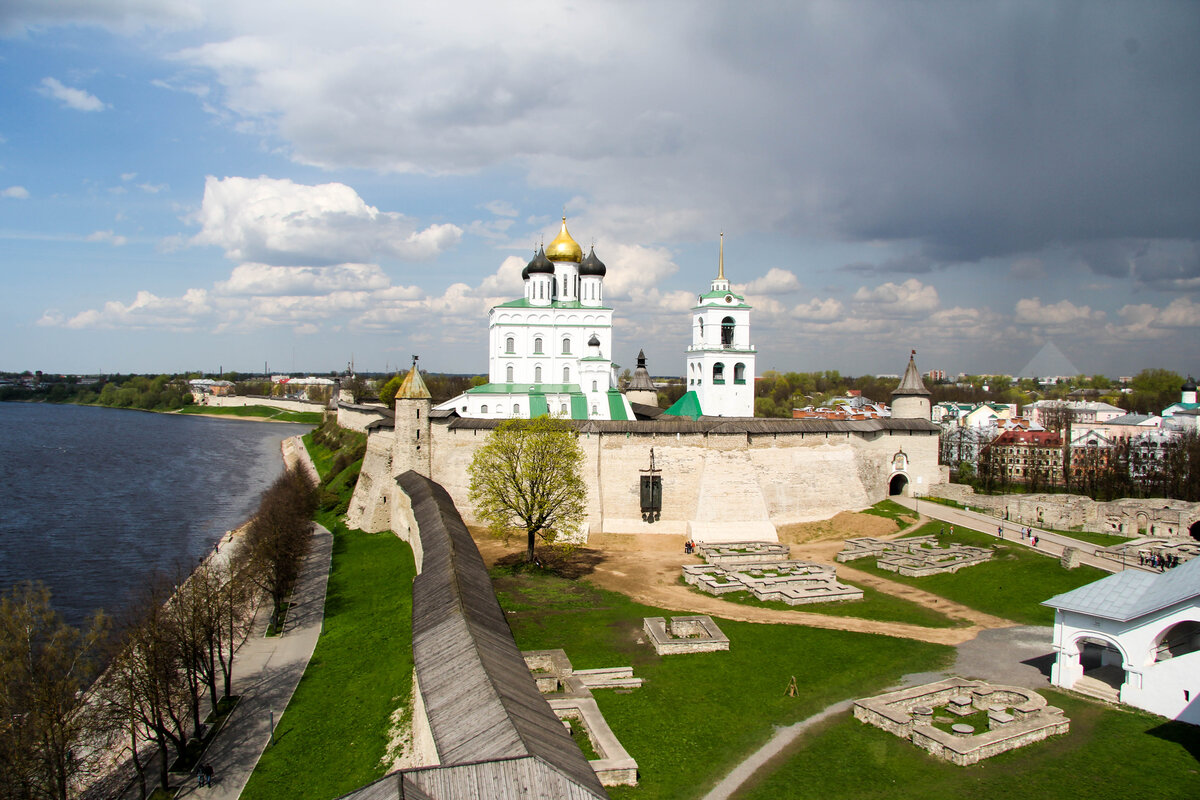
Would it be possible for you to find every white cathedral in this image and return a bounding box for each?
[437,216,756,419]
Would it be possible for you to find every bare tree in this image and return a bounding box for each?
[0,582,109,800]
[1041,402,1074,490]
[243,468,317,630]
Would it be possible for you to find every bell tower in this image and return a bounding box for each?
[685,235,756,417]
[392,356,432,477]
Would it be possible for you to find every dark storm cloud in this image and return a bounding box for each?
[709,1,1200,265]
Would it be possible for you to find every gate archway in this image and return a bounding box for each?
[888,473,910,496]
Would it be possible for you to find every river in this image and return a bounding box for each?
[0,403,308,627]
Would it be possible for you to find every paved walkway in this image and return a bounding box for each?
[176,524,332,799]
[892,496,1152,574]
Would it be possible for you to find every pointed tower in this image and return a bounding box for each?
[392,359,432,478]
[625,349,659,407]
[685,234,756,417]
[891,351,932,420]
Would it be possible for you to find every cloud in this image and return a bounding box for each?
[791,298,844,322]
[38,77,107,112]
[2,0,201,35]
[138,182,168,193]
[85,230,127,246]
[1111,297,1200,340]
[2,186,29,199]
[189,175,463,264]
[475,256,526,297]
[853,279,940,315]
[598,244,679,300]
[215,263,391,296]
[57,289,212,330]
[483,200,518,217]
[737,268,801,296]
[1014,297,1104,327]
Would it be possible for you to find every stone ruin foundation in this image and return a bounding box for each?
[854,678,1069,766]
[523,649,640,786]
[1094,537,1198,570]
[686,540,864,605]
[837,536,993,577]
[643,616,730,655]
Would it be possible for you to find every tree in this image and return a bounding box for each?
[378,374,404,408]
[242,468,317,630]
[343,373,368,404]
[0,582,109,800]
[468,416,587,563]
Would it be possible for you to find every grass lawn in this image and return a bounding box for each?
[844,522,1108,625]
[240,526,416,800]
[679,578,963,628]
[178,405,323,424]
[1040,527,1134,548]
[493,567,953,800]
[861,498,919,526]
[736,691,1200,800]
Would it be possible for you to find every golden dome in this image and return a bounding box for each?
[545,215,583,263]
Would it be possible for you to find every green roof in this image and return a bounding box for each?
[466,383,582,394]
[493,299,612,310]
[570,395,589,420]
[606,390,629,421]
[662,390,704,420]
[529,394,549,418]
[695,289,750,309]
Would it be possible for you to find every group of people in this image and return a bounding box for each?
[1016,526,1040,547]
[197,763,215,788]
[684,539,698,555]
[1139,551,1182,571]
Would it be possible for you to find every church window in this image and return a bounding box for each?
[698,318,704,338]
[534,337,543,354]
[513,403,521,415]
[563,366,570,382]
[506,365,514,382]
[560,403,568,415]
[535,366,542,383]
[506,336,515,354]
[713,362,725,384]
[592,404,598,416]
[721,316,735,346]
[592,380,598,392]
[481,404,488,413]
[562,338,571,354]
[734,362,746,384]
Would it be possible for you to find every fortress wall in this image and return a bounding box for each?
[412,422,943,535]
[337,402,390,433]
[346,428,398,533]
[195,394,327,414]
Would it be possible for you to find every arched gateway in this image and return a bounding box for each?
[889,473,910,496]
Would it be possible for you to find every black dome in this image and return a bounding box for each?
[1184,376,1198,392]
[588,334,601,347]
[528,246,555,275]
[580,246,607,277]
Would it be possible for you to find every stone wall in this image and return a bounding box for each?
[410,421,943,539]
[337,402,391,433]
[194,394,327,414]
[928,485,1200,540]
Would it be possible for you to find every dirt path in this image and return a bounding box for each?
[473,513,1016,646]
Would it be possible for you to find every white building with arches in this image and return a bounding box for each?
[436,216,634,421]
[1045,557,1200,725]
[669,235,756,418]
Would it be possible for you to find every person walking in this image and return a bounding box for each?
[203,763,214,787]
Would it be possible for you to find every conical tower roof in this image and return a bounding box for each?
[627,349,657,391]
[396,363,431,399]
[893,352,931,398]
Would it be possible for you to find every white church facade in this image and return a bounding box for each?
[436,216,634,421]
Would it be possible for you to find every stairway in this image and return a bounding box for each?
[1072,668,1123,703]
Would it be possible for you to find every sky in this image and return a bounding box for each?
[2,1,1198,380]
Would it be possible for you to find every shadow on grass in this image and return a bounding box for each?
[493,545,606,579]
[1146,719,1200,764]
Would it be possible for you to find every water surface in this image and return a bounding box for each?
[0,403,307,626]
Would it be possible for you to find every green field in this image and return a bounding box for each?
[177,404,323,424]
[679,577,963,628]
[843,521,1109,625]
[735,691,1200,800]
[239,527,416,800]
[493,567,953,800]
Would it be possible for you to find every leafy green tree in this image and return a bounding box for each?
[378,374,404,407]
[468,416,587,563]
